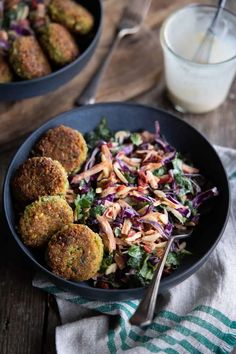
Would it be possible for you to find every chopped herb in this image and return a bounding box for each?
[100,253,114,273]
[123,172,137,184]
[130,133,143,146]
[127,246,156,282]
[74,189,95,221]
[172,156,194,196]
[114,227,121,237]
[128,245,144,258]
[172,156,183,172]
[153,166,167,177]
[166,252,181,267]
[127,256,142,269]
[127,245,144,269]
[166,249,191,268]
[90,205,106,218]
[85,117,112,149]
[139,256,155,280]
[174,173,194,195]
[184,200,198,215]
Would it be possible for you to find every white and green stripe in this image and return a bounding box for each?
[34,274,236,354]
[33,147,236,354]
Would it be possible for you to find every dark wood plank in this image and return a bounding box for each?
[41,295,60,354]
[0,148,47,354]
[0,0,159,147]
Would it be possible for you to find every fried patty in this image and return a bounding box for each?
[34,125,88,174]
[0,56,13,83]
[47,224,104,281]
[9,35,51,80]
[48,0,94,35]
[19,196,73,247]
[12,157,68,203]
[39,23,79,66]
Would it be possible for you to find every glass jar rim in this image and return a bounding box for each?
[160,3,236,67]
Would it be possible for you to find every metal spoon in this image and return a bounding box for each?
[129,230,193,327]
[193,0,227,63]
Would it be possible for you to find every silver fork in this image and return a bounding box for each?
[76,0,152,106]
[129,230,193,327]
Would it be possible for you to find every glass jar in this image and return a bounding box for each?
[160,5,236,114]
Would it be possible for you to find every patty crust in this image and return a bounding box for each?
[47,224,104,281]
[39,23,79,66]
[12,157,68,203]
[0,56,13,83]
[19,196,73,247]
[9,35,51,80]
[48,0,94,35]
[34,125,88,174]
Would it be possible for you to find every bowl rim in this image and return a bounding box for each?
[0,0,103,87]
[3,102,230,297]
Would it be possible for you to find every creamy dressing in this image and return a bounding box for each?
[174,32,236,64]
[161,6,236,113]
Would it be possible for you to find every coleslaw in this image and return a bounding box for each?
[68,118,218,289]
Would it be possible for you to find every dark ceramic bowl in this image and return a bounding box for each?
[0,0,102,101]
[3,103,230,300]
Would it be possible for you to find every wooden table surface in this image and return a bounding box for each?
[1,1,236,353]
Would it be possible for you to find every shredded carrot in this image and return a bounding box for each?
[96,215,116,253]
[71,161,108,184]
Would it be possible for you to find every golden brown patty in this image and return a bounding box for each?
[39,23,79,66]
[0,56,13,83]
[47,224,104,281]
[48,0,94,35]
[19,196,73,247]
[34,125,88,174]
[12,157,68,203]
[9,35,51,80]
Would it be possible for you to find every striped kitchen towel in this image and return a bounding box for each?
[33,146,236,354]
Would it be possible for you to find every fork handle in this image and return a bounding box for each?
[76,32,123,106]
[129,237,174,327]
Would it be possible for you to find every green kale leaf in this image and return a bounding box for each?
[128,245,144,258]
[153,166,167,177]
[130,133,143,146]
[165,252,181,268]
[90,205,106,218]
[123,172,137,184]
[139,256,155,280]
[127,245,144,269]
[100,253,114,273]
[85,117,112,149]
[166,249,192,268]
[74,189,95,221]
